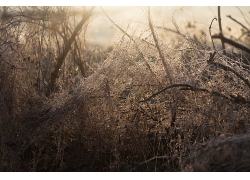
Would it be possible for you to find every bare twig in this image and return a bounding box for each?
[212,34,250,54]
[227,15,250,32]
[218,6,226,55]
[100,7,136,44]
[1,57,48,87]
[138,83,232,103]
[4,60,28,70]
[62,23,88,77]
[147,7,173,84]
[208,18,218,63]
[100,6,163,87]
[236,6,250,27]
[172,9,208,50]
[209,18,217,51]
[46,7,95,96]
[138,84,200,103]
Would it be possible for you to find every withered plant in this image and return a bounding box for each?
[0,6,250,171]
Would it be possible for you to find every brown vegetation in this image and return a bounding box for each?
[0,6,250,172]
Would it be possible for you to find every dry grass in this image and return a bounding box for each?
[1,7,250,172]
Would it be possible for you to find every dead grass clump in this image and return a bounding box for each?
[0,58,45,171]
[15,39,249,171]
[1,7,250,171]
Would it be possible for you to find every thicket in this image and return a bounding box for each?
[0,6,250,172]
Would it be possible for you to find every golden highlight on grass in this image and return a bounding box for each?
[0,6,250,172]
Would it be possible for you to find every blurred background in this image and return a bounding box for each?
[86,6,250,48]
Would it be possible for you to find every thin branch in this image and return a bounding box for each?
[207,18,218,63]
[209,18,217,51]
[212,33,250,54]
[100,6,163,87]
[218,6,226,55]
[138,83,232,103]
[172,9,208,50]
[46,7,95,96]
[147,7,173,84]
[227,15,250,32]
[100,7,136,44]
[2,58,48,87]
[4,60,28,70]
[141,38,155,47]
[236,6,250,27]
[138,84,203,103]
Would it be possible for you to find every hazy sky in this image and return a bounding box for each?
[85,6,250,48]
